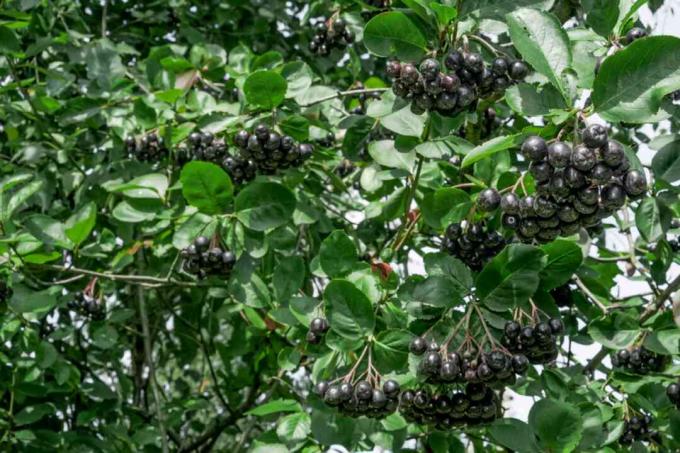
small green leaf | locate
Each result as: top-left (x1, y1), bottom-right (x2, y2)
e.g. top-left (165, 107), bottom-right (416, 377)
top-left (476, 244), bottom-right (547, 311)
top-left (429, 3), bottom-right (457, 26)
top-left (276, 412), bottom-right (311, 442)
top-left (539, 240), bottom-right (583, 290)
top-left (319, 230), bottom-right (358, 278)
top-left (593, 36), bottom-right (680, 123)
top-left (244, 70), bottom-right (287, 109)
top-left (529, 399), bottom-right (583, 452)
top-left (247, 399), bottom-right (302, 416)
top-left (180, 162), bottom-right (233, 215)
top-left (588, 311), bottom-right (640, 349)
top-left (14, 404), bottom-right (56, 426)
top-left (368, 140), bottom-right (416, 171)
top-left (235, 182), bottom-right (296, 231)
top-left (273, 256), bottom-right (305, 302)
top-left (324, 280), bottom-right (375, 341)
top-left (650, 135), bottom-right (680, 183)
top-left (506, 9), bottom-right (572, 99)
top-left (420, 187), bottom-right (472, 230)
top-left (380, 105), bottom-right (425, 137)
top-left (363, 11), bottom-right (428, 61)
top-left (25, 215), bottom-right (73, 249)
top-left (65, 202), bottom-right (97, 246)
top-left (373, 329), bottom-right (414, 373)
top-left (635, 198), bottom-right (670, 242)
top-left (461, 134), bottom-right (523, 168)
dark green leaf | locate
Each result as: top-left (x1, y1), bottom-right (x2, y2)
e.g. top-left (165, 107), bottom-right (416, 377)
top-left (539, 240), bottom-right (583, 290)
top-left (528, 399), bottom-right (583, 452)
top-left (244, 70), bottom-right (287, 109)
top-left (319, 230), bottom-right (358, 277)
top-left (235, 182), bottom-right (296, 231)
top-left (324, 280), bottom-right (375, 341)
top-left (363, 12), bottom-right (428, 61)
top-left (180, 161), bottom-right (233, 215)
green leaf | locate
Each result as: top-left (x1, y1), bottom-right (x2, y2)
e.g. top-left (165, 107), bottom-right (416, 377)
top-left (36, 341), bottom-right (58, 369)
top-left (319, 230), bottom-right (358, 277)
top-left (180, 161), bottom-right (233, 215)
top-left (420, 188), bottom-right (472, 229)
top-left (505, 83), bottom-right (568, 117)
top-left (460, 0), bottom-right (555, 20)
top-left (65, 202), bottom-right (97, 246)
top-left (644, 329), bottom-right (680, 355)
top-left (529, 399), bottom-right (583, 452)
top-left (133, 98), bottom-right (157, 129)
top-left (368, 140), bottom-right (416, 171)
top-left (583, 0), bottom-right (621, 37)
top-left (324, 280), bottom-right (375, 341)
top-left (592, 36), bottom-right (680, 123)
top-left (476, 244), bottom-right (547, 311)
top-left (24, 215), bottom-right (73, 249)
top-left (381, 105), bottom-right (426, 137)
top-left (85, 40), bottom-right (125, 91)
top-left (429, 3), bottom-right (457, 26)
top-left (244, 70), bottom-right (287, 109)
top-left (650, 135), bottom-right (680, 183)
top-left (398, 275), bottom-right (464, 308)
top-left (2, 180), bottom-right (44, 222)
top-left (277, 412), bottom-right (311, 441)
top-left (273, 256), bottom-right (305, 302)
top-left (172, 212), bottom-right (218, 250)
top-left (489, 418), bottom-right (540, 453)
top-left (539, 240), bottom-right (583, 290)
top-left (461, 134), bottom-right (523, 168)
top-left (235, 182), bottom-right (296, 231)
top-left (423, 253), bottom-right (473, 290)
top-left (635, 198), bottom-right (670, 242)
top-left (107, 173), bottom-right (169, 199)
top-left (15, 404), bottom-right (56, 426)
top-left (506, 9), bottom-right (572, 99)
top-left (247, 399), bottom-right (302, 416)
top-left (10, 286), bottom-right (58, 314)
top-left (363, 11), bottom-right (428, 61)
top-left (373, 329), bottom-right (414, 373)
top-left (588, 311), bottom-right (640, 349)
top-left (0, 26), bottom-right (21, 54)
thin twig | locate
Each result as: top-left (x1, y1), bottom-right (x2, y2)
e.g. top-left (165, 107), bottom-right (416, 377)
top-left (574, 276), bottom-right (608, 314)
top-left (298, 88), bottom-right (388, 107)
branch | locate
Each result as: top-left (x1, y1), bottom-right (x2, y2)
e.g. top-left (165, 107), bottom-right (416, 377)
top-left (297, 88), bottom-right (388, 107)
top-left (584, 347), bottom-right (608, 375)
top-left (136, 270), bottom-right (169, 453)
top-left (27, 263), bottom-right (222, 288)
top-left (574, 276), bottom-right (608, 314)
top-left (640, 273), bottom-right (680, 323)
top-left (179, 376), bottom-right (261, 452)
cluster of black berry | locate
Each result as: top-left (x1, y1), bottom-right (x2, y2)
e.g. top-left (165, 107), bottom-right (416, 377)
top-left (177, 132), bottom-right (227, 164)
top-left (400, 383), bottom-right (502, 428)
top-left (482, 125), bottom-right (647, 243)
top-left (180, 236), bottom-right (236, 279)
top-left (348, 83), bottom-right (382, 115)
top-left (233, 124), bottom-right (313, 175)
top-left (619, 413), bottom-right (660, 446)
top-left (306, 317), bottom-right (330, 344)
top-left (501, 319), bottom-right (563, 364)
top-left (667, 382), bottom-right (680, 410)
top-left (386, 51), bottom-right (528, 116)
top-left (409, 337), bottom-right (529, 386)
top-left (441, 221), bottom-right (506, 270)
top-left (611, 346), bottom-right (669, 374)
top-left (125, 133), bottom-right (168, 162)
top-left (67, 291), bottom-right (105, 321)
top-left (0, 279), bottom-right (12, 303)
top-left (314, 379), bottom-right (400, 419)
top-left (309, 18), bottom-right (354, 56)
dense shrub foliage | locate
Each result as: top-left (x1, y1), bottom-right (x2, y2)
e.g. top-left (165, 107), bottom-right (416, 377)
top-left (0, 1), bottom-right (679, 452)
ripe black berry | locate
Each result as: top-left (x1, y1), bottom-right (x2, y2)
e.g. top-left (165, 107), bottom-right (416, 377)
top-left (571, 145), bottom-right (597, 171)
top-left (508, 61), bottom-right (529, 79)
top-left (623, 170), bottom-right (647, 196)
top-left (410, 337), bottom-right (428, 355)
top-left (477, 188), bottom-right (500, 212)
top-left (547, 142), bottom-right (572, 168)
top-left (582, 124), bottom-right (608, 149)
top-left (624, 27), bottom-right (647, 44)
top-left (521, 136), bottom-right (547, 162)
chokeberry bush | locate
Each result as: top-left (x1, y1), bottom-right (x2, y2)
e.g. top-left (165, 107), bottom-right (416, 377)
top-left (0, 1), bottom-right (679, 452)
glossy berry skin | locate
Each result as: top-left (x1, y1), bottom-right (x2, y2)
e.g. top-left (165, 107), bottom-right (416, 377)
top-left (521, 136), bottom-right (547, 162)
top-left (445, 51), bottom-right (464, 70)
top-left (623, 170), bottom-right (647, 196)
top-left (582, 124), bottom-right (608, 149)
top-left (419, 58), bottom-right (440, 80)
top-left (464, 52), bottom-right (484, 73)
top-left (410, 337), bottom-right (428, 355)
top-left (386, 60), bottom-right (401, 79)
top-left (571, 145), bottom-right (597, 171)
top-left (477, 188), bottom-right (501, 212)
top-left (509, 61), bottom-right (529, 79)
top-left (310, 317), bottom-right (329, 334)
top-left (547, 142), bottom-right (572, 168)
top-left (491, 57), bottom-right (508, 75)
top-left (383, 380), bottom-right (400, 398)
top-left (355, 381), bottom-right (373, 401)
top-left (667, 383), bottom-right (680, 404)
top-left (500, 193), bottom-right (520, 214)
top-left (603, 140), bottom-right (625, 167)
